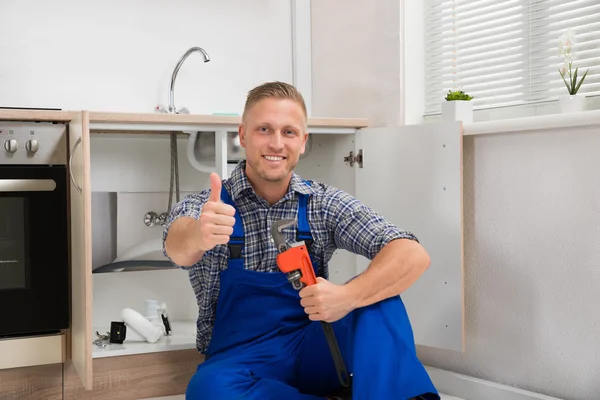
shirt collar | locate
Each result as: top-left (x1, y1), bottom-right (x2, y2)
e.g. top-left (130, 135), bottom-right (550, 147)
top-left (227, 160), bottom-right (318, 201)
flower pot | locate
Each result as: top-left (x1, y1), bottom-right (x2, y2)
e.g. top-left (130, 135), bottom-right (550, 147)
top-left (442, 100), bottom-right (473, 123)
top-left (559, 95), bottom-right (585, 113)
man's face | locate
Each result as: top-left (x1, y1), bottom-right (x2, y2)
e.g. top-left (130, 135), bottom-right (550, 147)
top-left (239, 98), bottom-right (308, 183)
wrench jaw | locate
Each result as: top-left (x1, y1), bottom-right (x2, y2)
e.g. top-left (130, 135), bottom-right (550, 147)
top-left (270, 218), bottom-right (297, 253)
top-left (286, 271), bottom-right (305, 290)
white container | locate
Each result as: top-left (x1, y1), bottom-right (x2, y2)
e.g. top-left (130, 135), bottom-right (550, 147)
top-left (145, 299), bottom-right (160, 321)
top-left (559, 94), bottom-right (585, 113)
top-left (442, 100), bottom-right (473, 123)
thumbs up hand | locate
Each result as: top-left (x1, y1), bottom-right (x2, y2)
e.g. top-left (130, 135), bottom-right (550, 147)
top-left (197, 173), bottom-right (236, 252)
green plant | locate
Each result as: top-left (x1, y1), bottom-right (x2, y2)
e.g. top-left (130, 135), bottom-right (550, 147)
top-left (444, 90), bottom-right (473, 101)
top-left (558, 29), bottom-right (589, 95)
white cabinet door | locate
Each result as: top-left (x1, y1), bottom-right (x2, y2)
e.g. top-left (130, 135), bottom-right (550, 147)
top-left (68, 111), bottom-right (93, 389)
top-left (353, 123), bottom-right (465, 352)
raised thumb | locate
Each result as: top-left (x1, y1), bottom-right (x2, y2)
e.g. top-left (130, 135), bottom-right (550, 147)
top-left (208, 172), bottom-right (222, 202)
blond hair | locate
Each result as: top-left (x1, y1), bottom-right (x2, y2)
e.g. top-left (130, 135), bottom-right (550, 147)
top-left (242, 81), bottom-right (307, 123)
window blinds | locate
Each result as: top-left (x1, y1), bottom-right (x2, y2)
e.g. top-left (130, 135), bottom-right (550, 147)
top-left (423, 0), bottom-right (600, 115)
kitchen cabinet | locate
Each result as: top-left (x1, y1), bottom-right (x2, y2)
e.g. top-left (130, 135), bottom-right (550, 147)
top-left (0, 363), bottom-right (63, 400)
top-left (62, 348), bottom-right (202, 399)
top-left (68, 111), bottom-right (94, 390)
top-left (0, 109), bottom-right (464, 392)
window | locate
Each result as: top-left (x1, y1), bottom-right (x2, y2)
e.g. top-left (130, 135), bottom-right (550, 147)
top-left (423, 0), bottom-right (600, 115)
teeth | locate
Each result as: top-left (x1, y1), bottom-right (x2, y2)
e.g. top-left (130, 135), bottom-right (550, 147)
top-left (264, 156), bottom-right (284, 161)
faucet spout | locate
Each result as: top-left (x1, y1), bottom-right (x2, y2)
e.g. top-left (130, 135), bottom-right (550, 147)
top-left (168, 46), bottom-right (210, 113)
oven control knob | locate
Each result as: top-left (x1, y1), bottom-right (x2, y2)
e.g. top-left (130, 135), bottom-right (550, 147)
top-left (25, 139), bottom-right (39, 153)
top-left (4, 139), bottom-right (18, 153)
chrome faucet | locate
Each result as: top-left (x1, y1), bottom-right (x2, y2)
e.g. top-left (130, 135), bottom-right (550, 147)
top-left (156, 46), bottom-right (210, 114)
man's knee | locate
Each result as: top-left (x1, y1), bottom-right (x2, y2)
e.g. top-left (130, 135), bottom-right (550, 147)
top-left (186, 362), bottom-right (253, 400)
top-left (350, 294), bottom-right (406, 319)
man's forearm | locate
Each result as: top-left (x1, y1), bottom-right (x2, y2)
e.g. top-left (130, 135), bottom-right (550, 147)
top-left (344, 238), bottom-right (430, 308)
top-left (164, 217), bottom-right (205, 267)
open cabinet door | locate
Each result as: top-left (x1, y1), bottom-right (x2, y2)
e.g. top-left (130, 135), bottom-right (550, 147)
top-left (353, 123), bottom-right (465, 352)
top-left (67, 111), bottom-right (93, 389)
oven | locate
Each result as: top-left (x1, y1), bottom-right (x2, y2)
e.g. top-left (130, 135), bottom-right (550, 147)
top-left (0, 121), bottom-right (69, 338)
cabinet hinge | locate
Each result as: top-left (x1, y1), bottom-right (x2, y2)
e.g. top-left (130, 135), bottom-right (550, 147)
top-left (344, 149), bottom-right (363, 168)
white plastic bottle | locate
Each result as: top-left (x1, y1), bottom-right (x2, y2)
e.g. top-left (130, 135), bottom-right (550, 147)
top-left (145, 299), bottom-right (167, 333)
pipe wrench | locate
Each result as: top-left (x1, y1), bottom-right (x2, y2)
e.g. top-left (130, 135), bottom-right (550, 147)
top-left (271, 219), bottom-right (351, 388)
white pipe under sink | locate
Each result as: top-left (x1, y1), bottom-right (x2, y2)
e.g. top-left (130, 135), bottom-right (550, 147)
top-left (185, 131), bottom-right (214, 174)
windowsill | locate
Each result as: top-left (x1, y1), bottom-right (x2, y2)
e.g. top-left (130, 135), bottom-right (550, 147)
top-left (420, 96), bottom-right (600, 136)
top-left (461, 109), bottom-right (600, 136)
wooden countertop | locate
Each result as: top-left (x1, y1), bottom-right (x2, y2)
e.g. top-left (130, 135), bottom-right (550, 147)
top-left (0, 109), bottom-right (369, 129)
top-left (0, 109), bottom-right (78, 122)
top-left (89, 111), bottom-right (369, 129)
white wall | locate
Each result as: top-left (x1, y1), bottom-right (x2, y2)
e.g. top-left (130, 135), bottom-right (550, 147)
top-left (403, 0), bottom-right (425, 125)
top-left (0, 0), bottom-right (293, 115)
top-left (312, 2), bottom-right (600, 400)
top-left (310, 0), bottom-right (403, 126)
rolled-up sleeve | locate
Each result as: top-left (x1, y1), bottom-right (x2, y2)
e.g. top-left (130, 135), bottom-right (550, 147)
top-left (322, 187), bottom-right (418, 260)
top-left (161, 190), bottom-right (209, 267)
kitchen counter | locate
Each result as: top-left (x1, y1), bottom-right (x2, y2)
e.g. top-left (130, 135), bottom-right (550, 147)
top-left (0, 109), bottom-right (369, 132)
top-left (88, 110), bottom-right (368, 128)
top-left (0, 109), bottom-right (77, 122)
top-left (92, 320), bottom-right (197, 358)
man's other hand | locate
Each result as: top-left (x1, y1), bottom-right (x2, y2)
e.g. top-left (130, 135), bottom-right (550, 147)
top-left (299, 278), bottom-right (356, 323)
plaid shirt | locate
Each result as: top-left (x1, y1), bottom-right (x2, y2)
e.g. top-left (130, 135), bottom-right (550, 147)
top-left (162, 160), bottom-right (417, 354)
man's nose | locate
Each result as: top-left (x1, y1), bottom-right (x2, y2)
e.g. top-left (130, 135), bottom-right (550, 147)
top-left (269, 131), bottom-right (284, 149)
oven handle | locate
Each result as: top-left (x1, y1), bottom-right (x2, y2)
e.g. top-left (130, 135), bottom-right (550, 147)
top-left (0, 179), bottom-right (57, 192)
top-left (69, 137), bottom-right (83, 195)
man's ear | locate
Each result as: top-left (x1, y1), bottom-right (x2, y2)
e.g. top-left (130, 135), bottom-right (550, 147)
top-left (300, 132), bottom-right (309, 154)
top-left (238, 124), bottom-right (246, 148)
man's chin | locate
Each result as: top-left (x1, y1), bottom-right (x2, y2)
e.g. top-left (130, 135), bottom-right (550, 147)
top-left (256, 165), bottom-right (290, 182)
top-left (260, 172), bottom-right (288, 183)
top-left (247, 160), bottom-right (293, 183)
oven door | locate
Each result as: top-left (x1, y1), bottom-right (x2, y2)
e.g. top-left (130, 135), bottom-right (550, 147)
top-left (0, 165), bottom-right (69, 337)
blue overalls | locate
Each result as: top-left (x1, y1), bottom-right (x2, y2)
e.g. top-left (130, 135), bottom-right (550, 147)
top-left (185, 185), bottom-right (440, 400)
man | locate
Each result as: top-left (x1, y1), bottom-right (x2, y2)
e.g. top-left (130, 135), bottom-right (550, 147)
top-left (163, 81), bottom-right (439, 399)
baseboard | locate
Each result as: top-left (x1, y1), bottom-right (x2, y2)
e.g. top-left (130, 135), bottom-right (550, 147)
top-left (425, 366), bottom-right (565, 400)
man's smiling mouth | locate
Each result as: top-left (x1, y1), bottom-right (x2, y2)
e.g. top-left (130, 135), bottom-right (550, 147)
top-left (263, 155), bottom-right (285, 161)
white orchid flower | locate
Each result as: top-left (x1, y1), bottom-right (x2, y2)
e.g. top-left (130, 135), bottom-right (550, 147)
top-left (558, 29), bottom-right (576, 56)
top-left (557, 28), bottom-right (589, 95)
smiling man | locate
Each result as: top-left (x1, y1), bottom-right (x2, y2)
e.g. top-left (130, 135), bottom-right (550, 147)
top-left (163, 81), bottom-right (439, 400)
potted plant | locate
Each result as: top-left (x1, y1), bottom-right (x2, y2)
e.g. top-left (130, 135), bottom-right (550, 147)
top-left (442, 90), bottom-right (474, 123)
top-left (558, 29), bottom-right (589, 113)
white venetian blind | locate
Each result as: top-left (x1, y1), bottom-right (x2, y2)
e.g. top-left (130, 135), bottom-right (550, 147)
top-left (423, 0), bottom-right (600, 115)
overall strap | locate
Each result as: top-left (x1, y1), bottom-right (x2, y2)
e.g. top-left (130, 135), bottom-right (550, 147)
top-left (297, 180), bottom-right (313, 251)
top-left (220, 184), bottom-right (244, 259)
